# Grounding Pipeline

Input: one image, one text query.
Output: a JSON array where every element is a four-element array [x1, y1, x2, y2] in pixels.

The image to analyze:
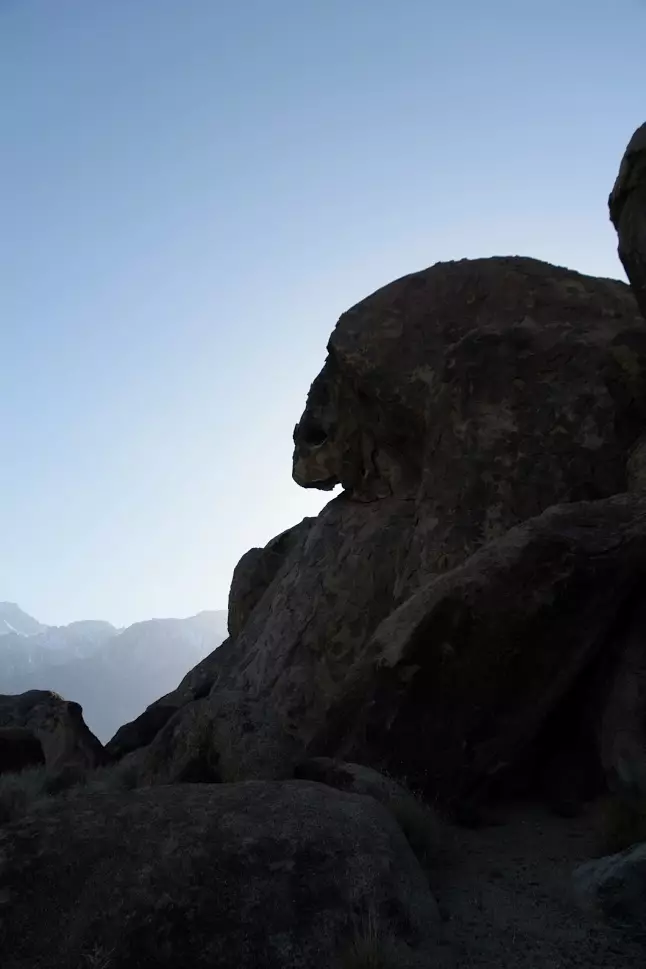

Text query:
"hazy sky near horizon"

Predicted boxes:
[[1, 0, 645, 627]]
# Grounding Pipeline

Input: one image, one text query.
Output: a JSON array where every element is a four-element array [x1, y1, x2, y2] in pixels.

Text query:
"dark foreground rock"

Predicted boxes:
[[574, 840, 646, 940], [0, 780, 441, 969], [0, 691, 104, 773]]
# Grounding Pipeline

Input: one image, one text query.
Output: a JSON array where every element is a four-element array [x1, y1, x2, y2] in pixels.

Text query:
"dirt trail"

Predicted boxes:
[[429, 802, 644, 968]]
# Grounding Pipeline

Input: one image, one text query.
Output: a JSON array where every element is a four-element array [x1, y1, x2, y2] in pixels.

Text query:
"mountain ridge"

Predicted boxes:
[[0, 604, 228, 742]]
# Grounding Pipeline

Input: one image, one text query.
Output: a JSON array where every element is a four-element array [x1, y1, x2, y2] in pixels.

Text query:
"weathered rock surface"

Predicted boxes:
[[314, 494, 646, 808], [294, 757, 414, 806], [128, 258, 646, 810], [0, 727, 45, 775], [0, 691, 104, 773], [610, 122, 646, 323], [228, 518, 315, 640], [574, 840, 646, 939], [0, 780, 441, 969]]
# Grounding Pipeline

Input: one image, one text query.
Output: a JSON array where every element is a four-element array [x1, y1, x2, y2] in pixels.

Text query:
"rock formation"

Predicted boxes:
[[0, 691, 105, 773], [121, 255, 646, 815], [4, 126, 646, 969], [610, 122, 646, 323], [0, 780, 441, 969]]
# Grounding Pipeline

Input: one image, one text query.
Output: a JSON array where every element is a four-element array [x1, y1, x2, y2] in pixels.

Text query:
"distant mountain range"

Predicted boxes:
[[0, 602, 228, 742]]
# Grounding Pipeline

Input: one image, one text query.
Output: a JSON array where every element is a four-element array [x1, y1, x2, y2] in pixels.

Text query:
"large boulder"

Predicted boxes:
[[610, 122, 646, 323], [574, 841, 646, 939], [131, 257, 646, 804], [0, 691, 104, 773], [0, 780, 441, 969]]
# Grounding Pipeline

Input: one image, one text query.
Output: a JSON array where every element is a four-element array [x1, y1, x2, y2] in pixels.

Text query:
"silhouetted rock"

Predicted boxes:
[[228, 519, 315, 639], [0, 691, 104, 772], [0, 781, 441, 969], [610, 122, 646, 323], [104, 703, 179, 761], [133, 258, 646, 808]]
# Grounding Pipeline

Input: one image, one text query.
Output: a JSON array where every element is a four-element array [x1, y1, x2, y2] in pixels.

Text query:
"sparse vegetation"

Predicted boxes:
[[0, 759, 140, 825], [81, 944, 114, 969], [598, 792, 646, 855], [0, 765, 49, 823], [340, 911, 413, 969]]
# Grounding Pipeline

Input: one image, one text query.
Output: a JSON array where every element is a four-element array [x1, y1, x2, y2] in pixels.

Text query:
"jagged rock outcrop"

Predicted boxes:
[[125, 256, 646, 810], [610, 122, 646, 323], [0, 780, 441, 969], [0, 691, 104, 773], [228, 518, 315, 639]]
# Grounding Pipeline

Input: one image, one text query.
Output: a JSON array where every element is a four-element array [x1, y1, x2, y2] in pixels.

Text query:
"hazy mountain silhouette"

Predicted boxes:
[[0, 606, 228, 742]]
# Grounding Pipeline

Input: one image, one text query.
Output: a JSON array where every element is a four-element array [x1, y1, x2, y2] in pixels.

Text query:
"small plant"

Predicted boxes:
[[598, 792, 646, 855], [44, 764, 89, 795], [82, 943, 114, 968], [340, 911, 409, 969], [0, 758, 141, 826], [84, 760, 140, 793]]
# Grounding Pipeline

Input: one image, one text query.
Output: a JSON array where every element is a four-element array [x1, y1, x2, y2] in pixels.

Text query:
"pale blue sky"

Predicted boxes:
[[1, 0, 644, 627]]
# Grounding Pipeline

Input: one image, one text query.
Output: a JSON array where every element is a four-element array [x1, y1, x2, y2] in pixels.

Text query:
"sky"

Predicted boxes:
[[1, 0, 645, 627]]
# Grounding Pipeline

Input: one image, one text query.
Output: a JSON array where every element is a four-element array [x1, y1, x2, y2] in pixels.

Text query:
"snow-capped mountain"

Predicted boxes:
[[0, 602, 47, 637], [0, 605, 228, 742]]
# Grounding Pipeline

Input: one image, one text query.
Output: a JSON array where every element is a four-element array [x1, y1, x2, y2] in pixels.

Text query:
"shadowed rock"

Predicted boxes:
[[0, 780, 441, 969], [0, 691, 104, 772], [574, 841, 646, 940], [130, 258, 646, 808], [610, 122, 646, 322]]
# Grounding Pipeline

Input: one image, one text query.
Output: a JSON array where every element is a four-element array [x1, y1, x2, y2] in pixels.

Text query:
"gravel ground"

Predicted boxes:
[[429, 802, 644, 968]]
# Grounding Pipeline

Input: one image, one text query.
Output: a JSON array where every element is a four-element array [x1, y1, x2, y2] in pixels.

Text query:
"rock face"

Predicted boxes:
[[574, 841, 646, 939], [0, 691, 105, 773], [227, 519, 315, 640], [0, 781, 441, 969], [610, 122, 646, 323], [128, 257, 646, 812], [0, 727, 45, 775], [313, 494, 646, 808]]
